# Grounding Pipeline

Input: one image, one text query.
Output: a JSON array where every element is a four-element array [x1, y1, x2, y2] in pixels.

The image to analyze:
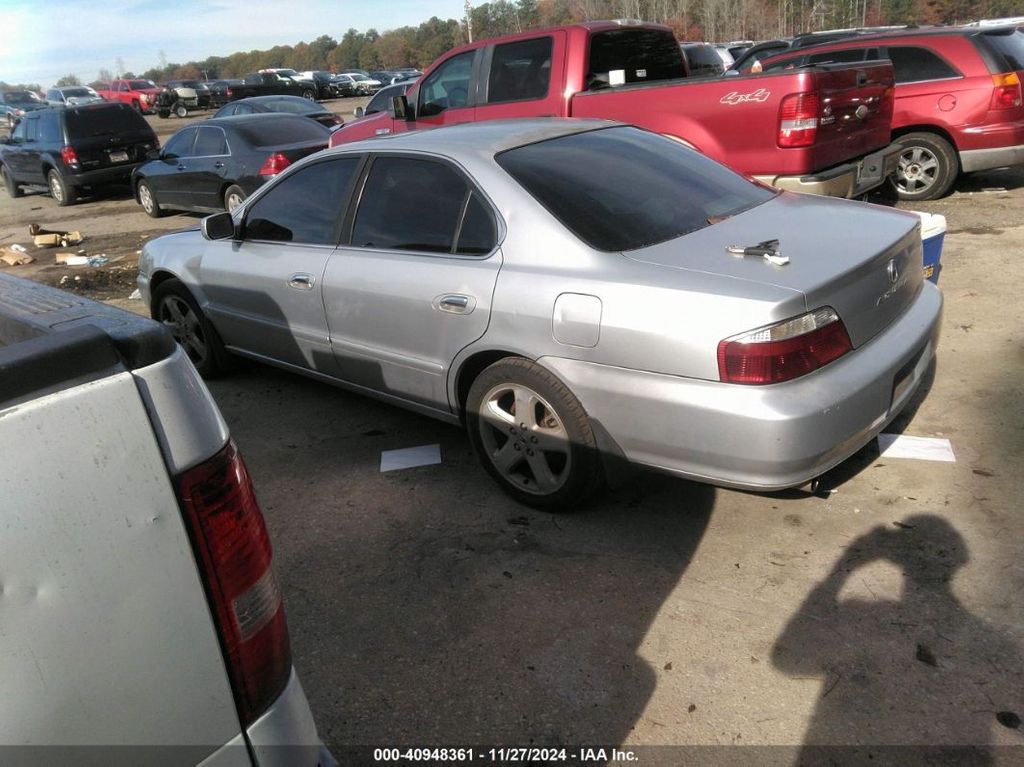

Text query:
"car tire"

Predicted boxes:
[[157, 108, 171, 119], [890, 132, 958, 201], [465, 357, 603, 511], [223, 184, 246, 212], [137, 180, 164, 218], [47, 168, 76, 206], [152, 279, 230, 378], [1, 164, 23, 198], [301, 88, 316, 101], [174, 102, 188, 118], [132, 100, 141, 112]]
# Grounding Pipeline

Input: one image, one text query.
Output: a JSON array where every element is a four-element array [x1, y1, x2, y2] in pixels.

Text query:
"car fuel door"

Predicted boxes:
[[323, 154, 502, 412]]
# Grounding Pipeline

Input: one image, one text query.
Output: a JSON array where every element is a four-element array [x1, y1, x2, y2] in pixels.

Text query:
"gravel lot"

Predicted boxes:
[[1, 112, 1022, 761]]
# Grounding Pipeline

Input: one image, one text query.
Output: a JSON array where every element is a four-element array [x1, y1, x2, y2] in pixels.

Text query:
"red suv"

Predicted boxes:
[[761, 26, 1024, 200]]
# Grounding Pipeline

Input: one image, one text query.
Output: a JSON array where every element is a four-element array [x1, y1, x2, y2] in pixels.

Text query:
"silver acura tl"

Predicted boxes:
[[139, 118, 942, 510]]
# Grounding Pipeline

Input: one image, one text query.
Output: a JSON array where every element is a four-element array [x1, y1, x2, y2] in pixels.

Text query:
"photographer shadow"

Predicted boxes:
[[772, 515, 1023, 762]]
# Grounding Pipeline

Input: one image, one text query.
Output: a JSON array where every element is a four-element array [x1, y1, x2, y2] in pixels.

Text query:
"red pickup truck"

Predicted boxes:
[[96, 79, 162, 114], [330, 21, 902, 198]]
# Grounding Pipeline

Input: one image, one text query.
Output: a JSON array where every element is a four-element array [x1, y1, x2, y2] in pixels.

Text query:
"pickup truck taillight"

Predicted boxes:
[[718, 307, 852, 384], [176, 441, 291, 727], [259, 152, 291, 176], [990, 72, 1022, 110], [778, 93, 819, 148]]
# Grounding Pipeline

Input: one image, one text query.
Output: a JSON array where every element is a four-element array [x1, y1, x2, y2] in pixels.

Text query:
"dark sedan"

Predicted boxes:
[[214, 96, 343, 129], [132, 113, 329, 217]]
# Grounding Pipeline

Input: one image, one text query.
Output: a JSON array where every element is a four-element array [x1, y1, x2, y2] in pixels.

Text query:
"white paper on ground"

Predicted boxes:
[[877, 434, 955, 462], [380, 444, 442, 472]]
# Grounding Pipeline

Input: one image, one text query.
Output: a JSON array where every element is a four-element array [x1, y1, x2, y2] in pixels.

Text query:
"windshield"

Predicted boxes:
[[350, 74, 368, 81], [130, 80, 157, 90], [262, 99, 326, 114], [496, 126, 776, 252], [5, 91, 42, 104]]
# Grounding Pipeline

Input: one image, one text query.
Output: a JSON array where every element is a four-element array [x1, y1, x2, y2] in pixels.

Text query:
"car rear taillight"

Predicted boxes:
[[259, 152, 291, 176], [718, 307, 852, 384], [60, 145, 79, 166], [176, 441, 291, 727], [226, 87, 233, 99], [990, 72, 1022, 110], [778, 92, 819, 148]]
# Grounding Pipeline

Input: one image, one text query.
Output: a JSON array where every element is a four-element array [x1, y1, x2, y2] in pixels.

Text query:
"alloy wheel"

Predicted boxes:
[[139, 184, 155, 214], [158, 294, 209, 367], [895, 146, 939, 196]]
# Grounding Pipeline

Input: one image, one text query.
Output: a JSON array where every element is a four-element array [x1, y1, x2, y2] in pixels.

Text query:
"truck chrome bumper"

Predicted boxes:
[[755, 141, 903, 198]]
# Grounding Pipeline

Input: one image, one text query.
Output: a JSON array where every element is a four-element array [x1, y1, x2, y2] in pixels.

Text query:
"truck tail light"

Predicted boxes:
[[60, 145, 79, 166], [259, 152, 291, 176], [778, 92, 819, 148], [990, 72, 1022, 110], [718, 307, 852, 384], [176, 441, 291, 727]]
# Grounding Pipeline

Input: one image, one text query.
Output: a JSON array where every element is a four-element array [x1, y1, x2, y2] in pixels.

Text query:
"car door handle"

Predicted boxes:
[[214, 161, 224, 169], [433, 294, 476, 314], [288, 273, 315, 290], [176, 164, 186, 171]]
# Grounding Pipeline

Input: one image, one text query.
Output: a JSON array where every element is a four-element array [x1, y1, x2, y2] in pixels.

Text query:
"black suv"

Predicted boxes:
[[0, 102, 158, 206]]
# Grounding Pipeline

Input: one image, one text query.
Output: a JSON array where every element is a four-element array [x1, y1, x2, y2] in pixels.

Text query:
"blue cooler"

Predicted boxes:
[[915, 211, 946, 284]]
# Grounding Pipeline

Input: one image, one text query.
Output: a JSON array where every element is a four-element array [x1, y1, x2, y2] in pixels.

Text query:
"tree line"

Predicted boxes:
[[4, 0, 1017, 92]]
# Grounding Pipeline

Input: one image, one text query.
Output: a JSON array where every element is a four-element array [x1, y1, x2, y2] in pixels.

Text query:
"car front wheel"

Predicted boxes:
[[152, 279, 229, 377], [466, 357, 603, 511], [223, 184, 246, 212], [137, 180, 163, 218]]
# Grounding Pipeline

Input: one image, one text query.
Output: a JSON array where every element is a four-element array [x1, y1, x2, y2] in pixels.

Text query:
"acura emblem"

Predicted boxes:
[[887, 259, 900, 284]]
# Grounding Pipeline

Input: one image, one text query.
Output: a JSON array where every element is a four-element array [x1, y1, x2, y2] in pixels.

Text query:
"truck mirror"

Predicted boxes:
[[389, 95, 415, 122], [202, 212, 236, 241]]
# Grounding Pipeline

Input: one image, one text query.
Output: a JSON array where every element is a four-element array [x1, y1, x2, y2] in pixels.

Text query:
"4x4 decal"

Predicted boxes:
[[720, 88, 771, 105]]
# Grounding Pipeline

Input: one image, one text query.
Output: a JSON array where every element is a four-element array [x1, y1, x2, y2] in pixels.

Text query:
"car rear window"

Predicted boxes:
[[587, 29, 686, 88], [234, 117, 329, 147], [260, 99, 326, 114], [496, 126, 776, 252], [65, 105, 151, 137], [682, 45, 725, 76], [976, 29, 1024, 71]]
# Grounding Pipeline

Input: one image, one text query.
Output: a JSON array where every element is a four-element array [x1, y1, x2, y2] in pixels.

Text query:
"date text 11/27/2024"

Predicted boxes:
[[373, 747, 639, 762]]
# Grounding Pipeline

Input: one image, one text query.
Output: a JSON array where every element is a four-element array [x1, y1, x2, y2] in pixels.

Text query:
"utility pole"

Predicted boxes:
[[465, 0, 474, 43]]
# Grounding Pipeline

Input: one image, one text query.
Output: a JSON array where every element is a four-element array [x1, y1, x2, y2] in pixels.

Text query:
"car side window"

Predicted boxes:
[[10, 119, 27, 142], [234, 103, 254, 115], [807, 48, 870, 65], [23, 117, 39, 142], [418, 51, 475, 117], [193, 127, 227, 156], [487, 37, 552, 104], [885, 46, 960, 83], [351, 156, 495, 255], [162, 127, 197, 159], [39, 113, 60, 143], [244, 157, 360, 245], [46, 89, 59, 102]]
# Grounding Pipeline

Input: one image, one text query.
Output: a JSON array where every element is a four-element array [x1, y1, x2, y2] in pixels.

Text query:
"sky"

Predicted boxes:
[[0, 0, 469, 86]]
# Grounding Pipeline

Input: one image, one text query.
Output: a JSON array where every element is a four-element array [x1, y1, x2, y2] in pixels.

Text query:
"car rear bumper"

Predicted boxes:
[[539, 280, 943, 491], [959, 142, 1024, 173], [67, 163, 142, 187], [754, 141, 903, 198], [244, 668, 336, 766]]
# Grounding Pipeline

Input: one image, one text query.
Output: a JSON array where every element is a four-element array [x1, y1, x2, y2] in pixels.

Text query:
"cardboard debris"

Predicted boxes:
[[1, 247, 35, 266], [34, 231, 83, 248]]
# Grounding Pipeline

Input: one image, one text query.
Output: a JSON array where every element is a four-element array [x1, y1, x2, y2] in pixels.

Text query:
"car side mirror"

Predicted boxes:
[[353, 106, 365, 118], [145, 148, 160, 160], [388, 95, 414, 122], [202, 212, 236, 241]]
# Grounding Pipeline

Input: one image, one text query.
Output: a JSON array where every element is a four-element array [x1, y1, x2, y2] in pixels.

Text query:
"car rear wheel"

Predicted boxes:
[[47, 169, 76, 206], [301, 88, 316, 101], [137, 180, 163, 218], [890, 132, 958, 201], [223, 185, 246, 212], [152, 279, 230, 377], [1, 164, 23, 198], [174, 102, 188, 118], [466, 357, 603, 511]]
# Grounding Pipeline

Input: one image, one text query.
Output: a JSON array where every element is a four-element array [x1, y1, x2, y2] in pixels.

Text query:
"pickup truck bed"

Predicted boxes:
[[0, 275, 331, 765]]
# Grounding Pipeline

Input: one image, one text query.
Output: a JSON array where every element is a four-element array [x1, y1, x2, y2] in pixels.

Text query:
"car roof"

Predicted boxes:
[[329, 117, 621, 157], [204, 112, 327, 127]]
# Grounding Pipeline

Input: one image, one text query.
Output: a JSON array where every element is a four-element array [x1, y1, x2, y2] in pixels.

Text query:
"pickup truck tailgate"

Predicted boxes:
[[0, 276, 245, 760], [803, 60, 894, 171]]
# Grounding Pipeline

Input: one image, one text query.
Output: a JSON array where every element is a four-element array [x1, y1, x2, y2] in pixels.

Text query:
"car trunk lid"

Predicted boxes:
[[623, 193, 923, 348]]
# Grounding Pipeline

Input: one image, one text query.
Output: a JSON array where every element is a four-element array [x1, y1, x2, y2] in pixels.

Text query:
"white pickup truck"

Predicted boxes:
[[0, 273, 333, 766]]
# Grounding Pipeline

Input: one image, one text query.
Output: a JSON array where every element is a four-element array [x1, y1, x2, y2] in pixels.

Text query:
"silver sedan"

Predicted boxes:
[[139, 118, 942, 509]]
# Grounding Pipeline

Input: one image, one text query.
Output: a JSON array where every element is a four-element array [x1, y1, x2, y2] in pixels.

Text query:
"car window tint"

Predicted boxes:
[[497, 126, 776, 252], [65, 105, 150, 137], [587, 29, 686, 88], [46, 89, 59, 101], [807, 48, 869, 64], [456, 192, 497, 255], [163, 127, 197, 158], [235, 117, 328, 147], [886, 46, 959, 83], [245, 157, 359, 245], [10, 119, 27, 141], [39, 113, 61, 142], [193, 127, 226, 156], [488, 37, 552, 103], [24, 117, 39, 142], [977, 29, 1024, 71], [682, 45, 725, 76], [351, 157, 470, 253], [418, 51, 474, 117]]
